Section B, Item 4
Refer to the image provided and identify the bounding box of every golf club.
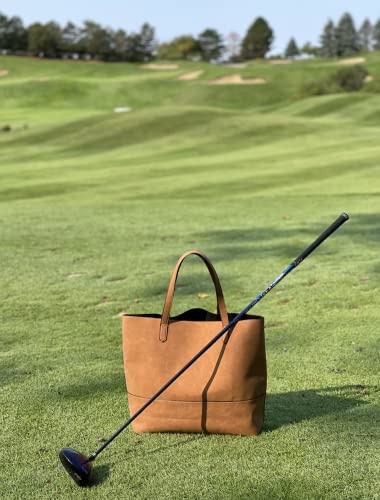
[60,212,349,486]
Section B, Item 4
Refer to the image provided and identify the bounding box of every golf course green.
[0,54,379,498]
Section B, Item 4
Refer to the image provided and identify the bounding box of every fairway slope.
[0,54,379,500]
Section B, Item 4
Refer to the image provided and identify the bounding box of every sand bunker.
[365,75,374,82]
[178,70,204,81]
[208,74,266,85]
[0,69,9,77]
[269,59,291,65]
[142,63,178,70]
[339,57,366,65]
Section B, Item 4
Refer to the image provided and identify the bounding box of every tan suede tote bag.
[122,250,266,436]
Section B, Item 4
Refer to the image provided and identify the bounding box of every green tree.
[125,33,141,61]
[320,19,337,57]
[197,28,224,61]
[0,12,6,48]
[27,22,44,55]
[61,21,83,55]
[157,41,174,60]
[241,17,273,59]
[28,22,62,58]
[139,23,157,60]
[373,19,380,50]
[358,19,372,51]
[285,37,300,58]
[126,23,156,62]
[111,29,129,61]
[301,41,319,57]
[177,35,198,59]
[0,13,27,51]
[81,20,111,60]
[42,21,62,58]
[158,35,198,60]
[335,12,359,57]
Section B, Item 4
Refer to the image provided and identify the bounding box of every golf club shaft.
[89,213,349,461]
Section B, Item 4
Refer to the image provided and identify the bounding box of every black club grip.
[292,213,349,267]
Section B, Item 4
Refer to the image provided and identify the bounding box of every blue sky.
[1,1,380,53]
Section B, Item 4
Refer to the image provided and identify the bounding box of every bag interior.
[123,308,262,322]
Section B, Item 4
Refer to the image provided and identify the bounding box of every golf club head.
[59,448,92,486]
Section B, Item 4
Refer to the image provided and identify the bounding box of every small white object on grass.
[114,107,132,113]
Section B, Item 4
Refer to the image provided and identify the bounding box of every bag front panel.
[122,314,266,404]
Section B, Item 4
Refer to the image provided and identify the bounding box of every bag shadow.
[264,385,369,432]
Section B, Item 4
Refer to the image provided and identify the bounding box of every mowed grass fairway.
[0,54,379,499]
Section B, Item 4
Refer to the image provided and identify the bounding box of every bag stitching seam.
[127,391,266,403]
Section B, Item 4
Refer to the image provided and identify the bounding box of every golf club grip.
[292,213,349,267]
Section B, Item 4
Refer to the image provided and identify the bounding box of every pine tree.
[126,23,157,62]
[358,19,372,51]
[138,23,156,61]
[320,19,337,57]
[285,38,300,58]
[241,17,273,59]
[373,19,380,50]
[335,13,359,57]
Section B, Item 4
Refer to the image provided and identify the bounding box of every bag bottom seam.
[127,391,266,403]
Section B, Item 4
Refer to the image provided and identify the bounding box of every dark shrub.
[331,65,368,91]
[301,64,369,97]
[300,79,338,97]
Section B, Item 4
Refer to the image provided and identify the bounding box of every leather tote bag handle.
[159,250,229,342]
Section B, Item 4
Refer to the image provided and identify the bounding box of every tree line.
[1,11,380,63]
[285,13,380,59]
[0,13,228,62]
[0,13,158,61]
[0,14,273,62]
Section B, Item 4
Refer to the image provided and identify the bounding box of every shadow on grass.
[111,213,379,304]
[189,213,380,264]
[62,385,371,491]
[53,374,126,400]
[89,436,207,488]
[125,435,207,457]
[89,464,110,487]
[0,360,33,388]
[264,385,369,432]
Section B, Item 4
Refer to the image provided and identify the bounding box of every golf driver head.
[59,448,92,486]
